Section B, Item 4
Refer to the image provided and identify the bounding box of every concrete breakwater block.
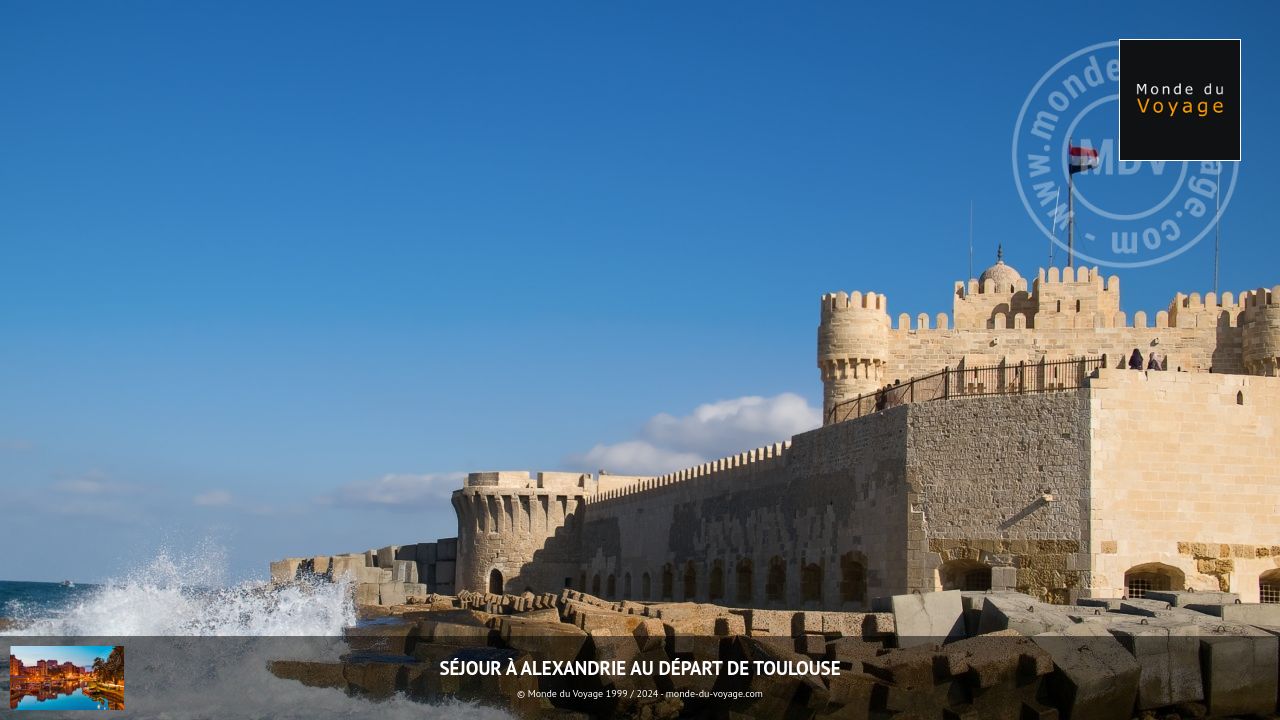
[881,590,964,648]
[1106,620,1203,710]
[1032,631,1140,720]
[1198,628,1279,717]
[1142,589,1238,609]
[977,594,1075,636]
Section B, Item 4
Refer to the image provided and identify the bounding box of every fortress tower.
[818,251,1280,424]
[817,290,890,420]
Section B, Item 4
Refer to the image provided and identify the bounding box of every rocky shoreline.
[267,586,1280,719]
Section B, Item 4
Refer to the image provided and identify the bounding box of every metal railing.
[826,355,1107,425]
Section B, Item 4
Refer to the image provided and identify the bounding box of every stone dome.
[978,246,1022,289]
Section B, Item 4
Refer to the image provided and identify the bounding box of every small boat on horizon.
[60,580,74,587]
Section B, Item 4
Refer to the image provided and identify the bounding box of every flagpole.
[1067,137,1074,269]
[1050,187,1060,267]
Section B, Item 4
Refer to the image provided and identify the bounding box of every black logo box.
[1119,39,1240,161]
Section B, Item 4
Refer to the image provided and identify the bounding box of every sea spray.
[3,546,513,719]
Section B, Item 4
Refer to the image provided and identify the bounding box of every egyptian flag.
[1069,145,1099,174]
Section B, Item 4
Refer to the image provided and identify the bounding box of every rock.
[634,618,666,652]
[824,636,882,669]
[886,590,965,648]
[376,545,399,568]
[500,617,589,662]
[391,559,418,584]
[267,659,346,689]
[355,582,380,606]
[344,620,421,656]
[717,635,830,716]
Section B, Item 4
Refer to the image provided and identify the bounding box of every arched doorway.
[683,561,697,600]
[641,572,652,600]
[801,562,823,604]
[766,556,786,603]
[1261,569,1280,604]
[939,559,992,591]
[1123,562,1185,598]
[709,560,724,601]
[488,568,504,595]
[840,552,867,605]
[735,558,754,604]
[661,564,674,600]
[606,574,616,598]
[624,572,632,598]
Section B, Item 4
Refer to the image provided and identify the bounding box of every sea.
[1,550,511,719]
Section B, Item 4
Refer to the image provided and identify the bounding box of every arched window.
[801,562,823,603]
[683,561,697,600]
[735,558,754,604]
[641,572,651,600]
[488,568,504,595]
[624,572,632,598]
[1237,390,1245,405]
[840,552,867,605]
[591,573,601,597]
[766,556,786,603]
[939,559,992,591]
[606,574,616,598]
[1261,569,1280,604]
[661,564,673,600]
[709,560,724,601]
[1124,562,1185,598]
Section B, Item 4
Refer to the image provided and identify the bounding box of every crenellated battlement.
[819,255,1280,424]
[581,440,792,506]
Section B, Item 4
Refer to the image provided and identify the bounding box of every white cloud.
[329,472,465,510]
[565,393,821,476]
[54,470,135,496]
[194,490,233,507]
[569,441,705,477]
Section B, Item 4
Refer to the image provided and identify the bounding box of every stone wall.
[578,411,910,610]
[904,391,1092,602]
[1087,369,1280,601]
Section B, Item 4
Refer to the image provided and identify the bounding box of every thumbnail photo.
[9,646,124,711]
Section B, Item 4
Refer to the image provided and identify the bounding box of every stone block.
[634,618,666,652]
[310,556,331,575]
[344,620,420,655]
[1199,629,1279,717]
[376,546,399,569]
[378,581,407,607]
[1211,603,1280,626]
[1031,632,1140,720]
[435,560,456,584]
[436,537,458,561]
[391,559,418,584]
[424,621,498,647]
[743,609,796,636]
[394,544,418,562]
[330,555,365,582]
[889,590,964,648]
[354,582,379,606]
[357,566,387,584]
[1107,620,1203,710]
[417,543,437,564]
[270,559,301,583]
[977,594,1075,636]
[990,566,1017,590]
[500,617,588,662]
[1143,590,1238,609]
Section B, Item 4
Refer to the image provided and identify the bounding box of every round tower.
[817,290,891,424]
[1242,286,1280,376]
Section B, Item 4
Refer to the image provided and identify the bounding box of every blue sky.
[11,646,115,669]
[1,2,1276,582]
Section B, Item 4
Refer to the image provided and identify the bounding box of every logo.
[1012,41,1238,268]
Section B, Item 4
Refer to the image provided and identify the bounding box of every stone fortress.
[277,257,1280,613]
[446,255,1280,610]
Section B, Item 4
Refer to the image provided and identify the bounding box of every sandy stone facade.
[451,264,1280,609]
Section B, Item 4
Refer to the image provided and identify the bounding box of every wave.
[2,545,514,719]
